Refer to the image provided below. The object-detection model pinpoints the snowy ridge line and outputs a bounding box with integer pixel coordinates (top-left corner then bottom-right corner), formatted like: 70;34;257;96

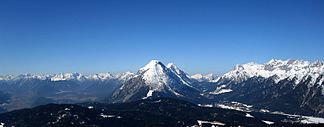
0;72;135;82
220;59;324;85
1;59;323;85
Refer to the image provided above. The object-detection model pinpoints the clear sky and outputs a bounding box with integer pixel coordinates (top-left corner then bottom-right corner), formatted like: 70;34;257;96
0;0;323;75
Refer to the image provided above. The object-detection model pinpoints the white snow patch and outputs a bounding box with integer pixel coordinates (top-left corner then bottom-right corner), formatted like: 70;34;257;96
142;90;154;99
88;106;94;109
210;89;233;95
245;113;254;118
56;90;73;94
210;84;233;95
100;113;123;118
230;101;253;108
100;114;115;118
262;120;275;125
216;104;244;112
197;120;225;126
0;122;4;127
216;102;253;112
154;99;162;103
271;111;324;124
146;90;154;97
260;109;270;113
198;104;213;107
300;116;324;124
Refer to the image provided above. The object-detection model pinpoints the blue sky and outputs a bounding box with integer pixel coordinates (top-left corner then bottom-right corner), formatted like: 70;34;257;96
0;0;323;75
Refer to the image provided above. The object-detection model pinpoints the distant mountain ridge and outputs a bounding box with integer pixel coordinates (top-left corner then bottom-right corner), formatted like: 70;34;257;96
2;59;322;87
0;72;135;82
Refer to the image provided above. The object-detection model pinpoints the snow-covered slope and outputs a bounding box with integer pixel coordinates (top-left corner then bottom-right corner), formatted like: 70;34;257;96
138;60;172;88
220;59;324;85
137;60;198;96
112;60;202;103
211;59;324;117
167;63;192;84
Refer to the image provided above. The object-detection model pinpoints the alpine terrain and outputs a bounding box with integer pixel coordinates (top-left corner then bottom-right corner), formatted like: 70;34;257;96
0;59;323;126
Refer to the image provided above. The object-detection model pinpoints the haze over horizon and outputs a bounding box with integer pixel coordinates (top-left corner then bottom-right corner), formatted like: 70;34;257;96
0;0;323;75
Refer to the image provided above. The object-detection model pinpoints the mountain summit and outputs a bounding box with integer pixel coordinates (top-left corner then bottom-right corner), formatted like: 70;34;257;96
111;60;203;103
220;59;324;85
138;60;171;87
211;59;324;117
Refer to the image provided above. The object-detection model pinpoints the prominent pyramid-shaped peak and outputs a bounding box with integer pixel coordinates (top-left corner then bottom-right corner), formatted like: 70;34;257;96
140;60;166;72
138;60;170;86
137;60;194;89
111;60;203;103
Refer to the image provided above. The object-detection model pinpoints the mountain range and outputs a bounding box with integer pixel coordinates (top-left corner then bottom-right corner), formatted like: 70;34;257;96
0;59;323;120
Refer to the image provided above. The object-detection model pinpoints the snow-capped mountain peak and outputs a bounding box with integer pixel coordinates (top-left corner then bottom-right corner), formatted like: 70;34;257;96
89;73;114;80
139;60;171;87
137;60;197;91
117;72;135;81
221;59;324;84
50;72;86;81
267;59;285;65
14;74;48;80
112;60;202;103
139;60;165;72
